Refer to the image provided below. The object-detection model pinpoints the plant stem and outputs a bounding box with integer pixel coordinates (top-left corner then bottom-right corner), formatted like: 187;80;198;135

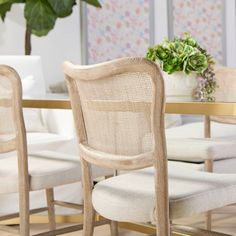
25;26;32;55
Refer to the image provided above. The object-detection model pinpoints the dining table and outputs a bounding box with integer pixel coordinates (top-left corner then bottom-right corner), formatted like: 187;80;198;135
22;93;236;116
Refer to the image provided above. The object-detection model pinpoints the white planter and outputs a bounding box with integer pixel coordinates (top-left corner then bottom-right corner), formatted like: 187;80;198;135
162;71;198;97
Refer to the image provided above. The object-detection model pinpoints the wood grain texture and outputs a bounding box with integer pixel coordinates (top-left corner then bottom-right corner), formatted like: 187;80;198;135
46;188;56;231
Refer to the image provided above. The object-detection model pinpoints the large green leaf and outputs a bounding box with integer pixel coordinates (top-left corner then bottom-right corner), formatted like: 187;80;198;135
0;2;11;20
81;0;101;8
0;0;24;4
0;0;24;21
0;0;11;4
24;0;57;36
47;0;76;18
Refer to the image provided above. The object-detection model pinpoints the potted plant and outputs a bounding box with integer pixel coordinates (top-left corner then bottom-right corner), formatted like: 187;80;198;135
0;0;101;55
146;33;217;101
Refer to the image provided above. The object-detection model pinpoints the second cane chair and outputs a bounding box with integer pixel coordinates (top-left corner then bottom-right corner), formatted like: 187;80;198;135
167;65;236;229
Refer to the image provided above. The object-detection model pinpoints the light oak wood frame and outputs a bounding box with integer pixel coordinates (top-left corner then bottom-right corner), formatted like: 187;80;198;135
63;57;170;236
203;65;236;231
0;65;98;236
0;65;31;236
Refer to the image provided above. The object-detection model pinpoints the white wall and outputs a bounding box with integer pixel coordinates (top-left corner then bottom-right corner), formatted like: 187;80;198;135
0;4;81;88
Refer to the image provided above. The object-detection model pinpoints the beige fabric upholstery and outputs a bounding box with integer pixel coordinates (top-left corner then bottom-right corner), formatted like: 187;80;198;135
169;158;236;174
92;162;236;223
165;121;236;139
164;66;236;165
165;122;236;163
0;151;111;194
167;138;236;162
143;132;236;162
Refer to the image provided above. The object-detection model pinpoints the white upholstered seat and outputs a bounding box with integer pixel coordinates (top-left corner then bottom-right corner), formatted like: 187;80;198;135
165;66;236;166
92;162;236;223
166;122;236;162
165;121;236;139
143;130;236;163
0;151;112;194
167;138;236;162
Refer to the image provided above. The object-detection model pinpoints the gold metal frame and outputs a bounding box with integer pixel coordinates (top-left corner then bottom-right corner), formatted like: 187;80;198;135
23;96;236;116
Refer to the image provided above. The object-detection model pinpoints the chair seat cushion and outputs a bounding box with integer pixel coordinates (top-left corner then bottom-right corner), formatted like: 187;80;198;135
0;151;112;194
26;132;73;154
167;138;236;162
165;121;236;139
92;162;236;223
170;157;236;174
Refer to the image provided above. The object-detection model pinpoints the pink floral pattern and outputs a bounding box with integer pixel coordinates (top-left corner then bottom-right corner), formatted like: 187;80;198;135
86;0;151;64
172;0;225;63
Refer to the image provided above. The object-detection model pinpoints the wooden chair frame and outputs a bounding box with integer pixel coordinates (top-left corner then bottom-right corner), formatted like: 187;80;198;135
204;114;236;231
64;58;169;236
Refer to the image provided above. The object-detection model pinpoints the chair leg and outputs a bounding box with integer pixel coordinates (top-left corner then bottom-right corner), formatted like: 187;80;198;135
110;221;118;236
206;211;212;230
204;159;213;231
46;188;56;231
81;158;95;236
19;187;30;236
83;207;95;236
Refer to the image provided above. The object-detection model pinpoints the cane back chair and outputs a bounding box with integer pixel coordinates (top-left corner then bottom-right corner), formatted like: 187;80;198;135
167;65;236;230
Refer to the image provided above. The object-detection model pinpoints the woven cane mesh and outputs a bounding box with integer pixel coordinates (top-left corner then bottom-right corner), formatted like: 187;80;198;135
0;74;16;143
76;72;153;156
212;66;236;124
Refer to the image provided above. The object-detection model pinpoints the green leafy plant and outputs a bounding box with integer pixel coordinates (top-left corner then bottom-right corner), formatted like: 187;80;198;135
0;0;101;55
146;33;217;100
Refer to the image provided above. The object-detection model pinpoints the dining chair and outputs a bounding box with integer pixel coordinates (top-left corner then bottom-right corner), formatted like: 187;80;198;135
64;57;236;236
0;65;108;236
167;65;236;230
205;65;236;140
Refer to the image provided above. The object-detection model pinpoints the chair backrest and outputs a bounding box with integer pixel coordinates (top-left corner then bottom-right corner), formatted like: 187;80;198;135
0;65;28;183
63;57;166;170
211;65;236;124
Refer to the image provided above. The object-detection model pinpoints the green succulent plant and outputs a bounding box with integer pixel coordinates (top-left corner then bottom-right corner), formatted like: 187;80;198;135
146;35;209;75
0;0;101;55
146;33;217;101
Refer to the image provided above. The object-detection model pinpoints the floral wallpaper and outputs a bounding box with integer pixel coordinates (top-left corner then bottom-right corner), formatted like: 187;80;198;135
172;0;225;64
86;0;151;64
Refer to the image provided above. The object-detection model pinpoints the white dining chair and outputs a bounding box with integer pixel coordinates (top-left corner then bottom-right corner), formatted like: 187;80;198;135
64;57;235;236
